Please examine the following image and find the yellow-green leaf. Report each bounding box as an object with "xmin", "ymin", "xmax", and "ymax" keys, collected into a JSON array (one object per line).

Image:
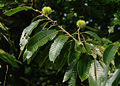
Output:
[{"xmin": 4, "ymin": 6, "xmax": 33, "ymax": 16}]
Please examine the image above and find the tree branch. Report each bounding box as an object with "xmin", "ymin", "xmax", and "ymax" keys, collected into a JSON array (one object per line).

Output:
[
  {"xmin": 3, "ymin": 65, "xmax": 8, "ymax": 86},
  {"xmin": 34, "ymin": 9, "xmax": 78, "ymax": 42}
]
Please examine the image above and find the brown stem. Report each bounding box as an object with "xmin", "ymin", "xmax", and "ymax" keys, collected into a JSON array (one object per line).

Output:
[
  {"xmin": 35, "ymin": 10, "xmax": 54, "ymax": 22},
  {"xmin": 77, "ymin": 27, "xmax": 80, "ymax": 42},
  {"xmin": 34, "ymin": 9, "xmax": 78, "ymax": 42},
  {"xmin": 77, "ymin": 27, "xmax": 82, "ymax": 44},
  {"xmin": 3, "ymin": 65, "xmax": 8, "ymax": 86},
  {"xmin": 57, "ymin": 25, "xmax": 77, "ymax": 42}
]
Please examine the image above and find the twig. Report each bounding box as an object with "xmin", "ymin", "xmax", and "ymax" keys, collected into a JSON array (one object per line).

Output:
[
  {"xmin": 77, "ymin": 27, "xmax": 83, "ymax": 44},
  {"xmin": 18, "ymin": 50, "xmax": 23, "ymax": 59},
  {"xmin": 77, "ymin": 27, "xmax": 81, "ymax": 42},
  {"xmin": 34, "ymin": 9, "xmax": 78, "ymax": 42},
  {"xmin": 57, "ymin": 25, "xmax": 78, "ymax": 42},
  {"xmin": 34, "ymin": 10, "xmax": 54, "ymax": 22},
  {"xmin": 3, "ymin": 65, "xmax": 8, "ymax": 86}
]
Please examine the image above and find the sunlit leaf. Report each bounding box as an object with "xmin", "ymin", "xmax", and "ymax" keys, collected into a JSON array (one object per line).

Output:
[
  {"xmin": 20, "ymin": 19, "xmax": 43, "ymax": 51},
  {"xmin": 63, "ymin": 68, "xmax": 72, "ymax": 82},
  {"xmin": 89, "ymin": 61, "xmax": 108, "ymax": 86},
  {"xmin": 63, "ymin": 61, "xmax": 76, "ymax": 82},
  {"xmin": 106, "ymin": 69, "xmax": 120, "ymax": 86},
  {"xmin": 27, "ymin": 30, "xmax": 58, "ymax": 51},
  {"xmin": 103, "ymin": 45, "xmax": 117, "ymax": 65},
  {"xmin": 23, "ymin": 49, "xmax": 35, "ymax": 62},
  {"xmin": 112, "ymin": 70, "xmax": 120, "ymax": 86},
  {"xmin": 68, "ymin": 71, "xmax": 77, "ymax": 86},
  {"xmin": 4, "ymin": 6, "xmax": 33, "ymax": 16},
  {"xmin": 49, "ymin": 35, "xmax": 69, "ymax": 62}
]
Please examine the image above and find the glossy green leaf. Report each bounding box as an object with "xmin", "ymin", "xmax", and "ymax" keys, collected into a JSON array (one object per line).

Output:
[
  {"xmin": 113, "ymin": 41, "xmax": 120, "ymax": 48},
  {"xmin": 23, "ymin": 48, "xmax": 39, "ymax": 64},
  {"xmin": 57, "ymin": 56, "xmax": 67, "ymax": 73},
  {"xmin": 4, "ymin": 6, "xmax": 33, "ymax": 16},
  {"xmin": 106, "ymin": 69, "xmax": 120, "ymax": 86},
  {"xmin": 112, "ymin": 70, "xmax": 120, "ymax": 86},
  {"xmin": 23, "ymin": 30, "xmax": 58, "ymax": 62},
  {"xmin": 68, "ymin": 71, "xmax": 77, "ymax": 86},
  {"xmin": 85, "ymin": 26, "xmax": 98, "ymax": 32},
  {"xmin": 86, "ymin": 39, "xmax": 101, "ymax": 45},
  {"xmin": 20, "ymin": 19, "xmax": 43, "ymax": 51},
  {"xmin": 84, "ymin": 31, "xmax": 102, "ymax": 41},
  {"xmin": 84, "ymin": 43, "xmax": 92, "ymax": 54},
  {"xmin": 28, "ymin": 43, "xmax": 50, "ymax": 67},
  {"xmin": 27, "ymin": 30, "xmax": 58, "ymax": 51},
  {"xmin": 103, "ymin": 45, "xmax": 117, "ymax": 65},
  {"xmin": 0, "ymin": 23, "xmax": 13, "ymax": 46},
  {"xmin": 101, "ymin": 66, "xmax": 109, "ymax": 86},
  {"xmin": 67, "ymin": 42, "xmax": 75, "ymax": 65},
  {"xmin": 63, "ymin": 61, "xmax": 76, "ymax": 82},
  {"xmin": 102, "ymin": 38, "xmax": 112, "ymax": 45},
  {"xmin": 77, "ymin": 54, "xmax": 92, "ymax": 82},
  {"xmin": 0, "ymin": 49, "xmax": 21, "ymax": 68},
  {"xmin": 23, "ymin": 49, "xmax": 35, "ymax": 62},
  {"xmin": 63, "ymin": 67, "xmax": 73, "ymax": 82},
  {"xmin": 89, "ymin": 61, "xmax": 108, "ymax": 86},
  {"xmin": 75, "ymin": 41, "xmax": 86, "ymax": 53},
  {"xmin": 56, "ymin": 45, "xmax": 69, "ymax": 73},
  {"xmin": 49, "ymin": 35, "xmax": 69, "ymax": 62}
]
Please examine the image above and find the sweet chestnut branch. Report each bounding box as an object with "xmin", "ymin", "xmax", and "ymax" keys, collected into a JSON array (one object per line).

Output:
[{"xmin": 34, "ymin": 6, "xmax": 86, "ymax": 44}]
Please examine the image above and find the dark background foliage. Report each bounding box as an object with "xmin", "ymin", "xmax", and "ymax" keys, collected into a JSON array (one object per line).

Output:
[{"xmin": 0, "ymin": 0, "xmax": 120, "ymax": 86}]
